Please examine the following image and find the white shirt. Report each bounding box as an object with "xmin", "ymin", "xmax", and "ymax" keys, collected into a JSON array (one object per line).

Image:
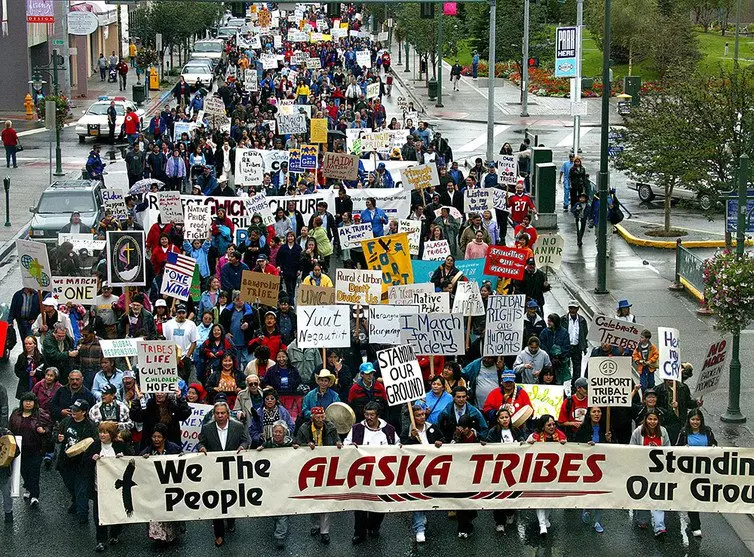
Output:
[
  {"xmin": 163, "ymin": 318, "xmax": 199, "ymax": 353},
  {"xmin": 344, "ymin": 419, "xmax": 390, "ymax": 446},
  {"xmin": 415, "ymin": 422, "xmax": 433, "ymax": 445},
  {"xmin": 567, "ymin": 315, "xmax": 580, "ymax": 346},
  {"xmin": 454, "ymin": 404, "xmax": 467, "ymax": 423},
  {"xmin": 99, "ymin": 442, "xmax": 116, "ymax": 457},
  {"xmin": 476, "ymin": 365, "xmax": 498, "ymax": 407},
  {"xmin": 216, "ymin": 422, "xmax": 229, "ymax": 450}
]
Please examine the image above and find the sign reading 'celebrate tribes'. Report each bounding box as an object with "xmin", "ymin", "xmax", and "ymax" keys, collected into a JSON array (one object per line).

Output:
[
  {"xmin": 96, "ymin": 444, "xmax": 754, "ymax": 525},
  {"xmin": 588, "ymin": 357, "xmax": 633, "ymax": 407},
  {"xmin": 588, "ymin": 314, "xmax": 645, "ymax": 352},
  {"xmin": 377, "ymin": 345, "xmax": 424, "ymax": 406}
]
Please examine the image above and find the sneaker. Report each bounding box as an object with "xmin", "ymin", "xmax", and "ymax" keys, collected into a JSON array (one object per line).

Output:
[
  {"xmin": 655, "ymin": 529, "xmax": 667, "ymax": 538},
  {"xmin": 416, "ymin": 532, "xmax": 426, "ymax": 543},
  {"xmin": 496, "ymin": 524, "xmax": 505, "ymax": 532},
  {"xmin": 539, "ymin": 524, "xmax": 548, "ymax": 536},
  {"xmin": 30, "ymin": 497, "xmax": 39, "ymax": 508},
  {"xmin": 581, "ymin": 510, "xmax": 590, "ymax": 524},
  {"xmin": 692, "ymin": 529, "xmax": 702, "ymax": 538},
  {"xmin": 458, "ymin": 532, "xmax": 468, "ymax": 539},
  {"xmin": 23, "ymin": 492, "xmax": 30, "ymax": 502},
  {"xmin": 320, "ymin": 533, "xmax": 330, "ymax": 545},
  {"xmin": 545, "ymin": 519, "xmax": 551, "ymax": 528},
  {"xmin": 95, "ymin": 543, "xmax": 105, "ymax": 553},
  {"xmin": 594, "ymin": 522, "xmax": 604, "ymax": 534}
]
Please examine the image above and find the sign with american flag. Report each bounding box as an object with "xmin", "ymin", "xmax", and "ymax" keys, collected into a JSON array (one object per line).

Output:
[{"xmin": 159, "ymin": 252, "xmax": 197, "ymax": 301}]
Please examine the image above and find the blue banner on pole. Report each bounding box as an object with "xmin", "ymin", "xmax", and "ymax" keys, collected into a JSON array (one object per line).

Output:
[{"xmin": 411, "ymin": 258, "xmax": 499, "ymax": 289}]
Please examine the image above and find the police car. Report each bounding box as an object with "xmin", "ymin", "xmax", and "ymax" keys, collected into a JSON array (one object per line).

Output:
[{"xmin": 75, "ymin": 96, "xmax": 144, "ymax": 143}]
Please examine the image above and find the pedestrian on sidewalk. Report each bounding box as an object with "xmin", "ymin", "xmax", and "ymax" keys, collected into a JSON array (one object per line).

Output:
[
  {"xmin": 97, "ymin": 53, "xmax": 107, "ymax": 81},
  {"xmin": 559, "ymin": 152, "xmax": 575, "ymax": 211},
  {"xmin": 1, "ymin": 120, "xmax": 18, "ymax": 168},
  {"xmin": 116, "ymin": 59, "xmax": 129, "ymax": 92},
  {"xmin": 571, "ymin": 191, "xmax": 590, "ymax": 247},
  {"xmin": 450, "ymin": 61, "xmax": 462, "ymax": 91},
  {"xmin": 562, "ymin": 301, "xmax": 588, "ymax": 383},
  {"xmin": 632, "ymin": 330, "xmax": 658, "ymax": 391},
  {"xmin": 106, "ymin": 101, "xmax": 117, "ymax": 144},
  {"xmin": 472, "ymin": 51, "xmax": 480, "ymax": 79}
]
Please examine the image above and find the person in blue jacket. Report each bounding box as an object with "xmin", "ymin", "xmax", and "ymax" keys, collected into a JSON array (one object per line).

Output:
[
  {"xmin": 436, "ymin": 385, "xmax": 488, "ymax": 441},
  {"xmin": 360, "ymin": 197, "xmax": 389, "ymax": 238},
  {"xmin": 183, "ymin": 238, "xmax": 211, "ymax": 286}
]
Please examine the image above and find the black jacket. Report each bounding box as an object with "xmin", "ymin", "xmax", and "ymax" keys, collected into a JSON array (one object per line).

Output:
[
  {"xmin": 676, "ymin": 425, "xmax": 717, "ymax": 447},
  {"xmin": 560, "ymin": 313, "xmax": 589, "ymax": 352},
  {"xmin": 401, "ymin": 422, "xmax": 443, "ymax": 445},
  {"xmin": 130, "ymin": 396, "xmax": 191, "ymax": 450},
  {"xmin": 294, "ymin": 419, "xmax": 340, "ymax": 446}
]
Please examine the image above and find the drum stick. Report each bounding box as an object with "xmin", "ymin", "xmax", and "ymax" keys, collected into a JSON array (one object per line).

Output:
[
  {"xmin": 606, "ymin": 407, "xmax": 611, "ymax": 434},
  {"xmin": 465, "ymin": 314, "xmax": 472, "ymax": 351},
  {"xmin": 407, "ymin": 402, "xmax": 417, "ymax": 438}
]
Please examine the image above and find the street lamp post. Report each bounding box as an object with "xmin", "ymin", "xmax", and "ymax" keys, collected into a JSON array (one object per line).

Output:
[
  {"xmin": 595, "ymin": 0, "xmax": 611, "ymax": 294},
  {"xmin": 405, "ymin": 39, "xmax": 410, "ymax": 72},
  {"xmin": 521, "ymin": 0, "xmax": 530, "ymax": 117},
  {"xmin": 721, "ymin": 154, "xmax": 749, "ymax": 424},
  {"xmin": 486, "ymin": 0, "xmax": 497, "ymax": 163},
  {"xmin": 436, "ymin": 4, "xmax": 444, "ymax": 108},
  {"xmin": 34, "ymin": 49, "xmax": 66, "ymax": 177}
]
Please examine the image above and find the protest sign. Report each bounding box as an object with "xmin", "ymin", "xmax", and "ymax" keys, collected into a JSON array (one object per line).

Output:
[
  {"xmin": 377, "ymin": 345, "xmax": 424, "ymax": 406},
  {"xmin": 180, "ymin": 403, "xmax": 213, "ymax": 453},
  {"xmin": 338, "ymin": 223, "xmax": 373, "ymax": 249},
  {"xmin": 412, "ymin": 258, "xmax": 499, "ymax": 289},
  {"xmin": 100, "ymin": 338, "xmax": 140, "ymax": 359},
  {"xmin": 244, "ymin": 69, "xmax": 258, "ymax": 92},
  {"xmin": 297, "ymin": 305, "xmax": 350, "ymax": 348},
  {"xmin": 361, "ymin": 131, "xmax": 390, "ymax": 152},
  {"xmin": 356, "ymin": 50, "xmax": 371, "ymax": 67},
  {"xmin": 398, "ymin": 219, "xmax": 421, "ymax": 255},
  {"xmin": 51, "ymin": 276, "xmax": 97, "ymax": 305},
  {"xmin": 306, "ymin": 56, "xmax": 321, "ymax": 69},
  {"xmin": 257, "ymin": 9, "xmax": 271, "ymax": 27},
  {"xmin": 322, "ymin": 152, "xmax": 359, "ymax": 180},
  {"xmin": 160, "ymin": 252, "xmax": 196, "ymax": 301},
  {"xmin": 693, "ymin": 338, "xmax": 729, "ymax": 397},
  {"xmin": 296, "ymin": 284, "xmax": 336, "ymax": 306},
  {"xmin": 260, "ymin": 53, "xmax": 278, "ymax": 69},
  {"xmin": 203, "ymin": 96, "xmax": 226, "ymax": 116},
  {"xmin": 58, "ymin": 233, "xmax": 106, "ymax": 252},
  {"xmin": 106, "ymin": 231, "xmax": 146, "ymax": 286},
  {"xmin": 403, "ymin": 110, "xmax": 419, "ymax": 126},
  {"xmin": 484, "ymin": 246, "xmax": 529, "ymax": 280},
  {"xmin": 277, "ymin": 113, "xmax": 308, "ymax": 134},
  {"xmin": 483, "ymin": 294, "xmax": 526, "ymax": 357},
  {"xmin": 401, "ymin": 164, "xmax": 440, "ymax": 190},
  {"xmin": 522, "ymin": 384, "xmax": 566, "ymax": 418},
  {"xmin": 235, "ymin": 148, "xmax": 265, "ymax": 185},
  {"xmin": 157, "ymin": 191, "xmax": 183, "ymax": 223},
  {"xmin": 16, "ymin": 239, "xmax": 52, "ymax": 290},
  {"xmin": 300, "ymin": 144, "xmax": 318, "ymax": 169},
  {"xmin": 492, "ymin": 188, "xmax": 508, "ymax": 211},
  {"xmin": 240, "ymin": 271, "xmax": 280, "ymax": 307},
  {"xmin": 588, "ymin": 315, "xmax": 644, "ymax": 352},
  {"xmin": 183, "ymin": 203, "xmax": 212, "ymax": 241},
  {"xmin": 243, "ymin": 192, "xmax": 275, "ymax": 226},
  {"xmin": 259, "ymin": 149, "xmax": 289, "ymax": 174},
  {"xmin": 368, "ymin": 304, "xmax": 419, "ymax": 345},
  {"xmin": 499, "ymin": 155, "xmax": 518, "ymax": 186},
  {"xmin": 451, "ymin": 281, "xmax": 485, "ymax": 316},
  {"xmin": 138, "ymin": 340, "xmax": 178, "ymax": 394},
  {"xmin": 310, "ymin": 118, "xmax": 328, "ymax": 143},
  {"xmin": 366, "ymin": 82, "xmax": 380, "ymax": 99},
  {"xmin": 388, "ymin": 283, "xmax": 450, "ymax": 313},
  {"xmin": 361, "ymin": 233, "xmax": 414, "ymax": 298},
  {"xmin": 422, "ymin": 240, "xmax": 451, "ymax": 261},
  {"xmin": 173, "ymin": 122, "xmax": 195, "ymax": 139},
  {"xmin": 464, "ymin": 188, "xmax": 494, "ymax": 215},
  {"xmin": 657, "ymin": 327, "xmax": 681, "ymax": 382},
  {"xmin": 101, "ymin": 188, "xmax": 128, "ymax": 220},
  {"xmin": 288, "ymin": 148, "xmax": 303, "ymax": 173},
  {"xmin": 533, "ymin": 234, "xmax": 564, "ymax": 270},
  {"xmin": 397, "ymin": 96, "xmax": 408, "ymax": 111},
  {"xmin": 588, "ymin": 357, "xmax": 633, "ymax": 407},
  {"xmin": 401, "ymin": 313, "xmax": 465, "ymax": 356},
  {"xmin": 335, "ymin": 269, "xmax": 382, "ymax": 306}
]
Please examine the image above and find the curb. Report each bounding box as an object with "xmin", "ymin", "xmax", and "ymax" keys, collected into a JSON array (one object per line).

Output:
[
  {"xmin": 615, "ymin": 224, "xmax": 754, "ymax": 249},
  {"xmin": 0, "ymin": 218, "xmax": 31, "ymax": 262},
  {"xmin": 390, "ymin": 68, "xmax": 429, "ymax": 118}
]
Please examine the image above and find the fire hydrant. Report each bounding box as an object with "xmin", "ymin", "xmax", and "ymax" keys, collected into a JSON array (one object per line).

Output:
[{"xmin": 24, "ymin": 94, "xmax": 34, "ymax": 120}]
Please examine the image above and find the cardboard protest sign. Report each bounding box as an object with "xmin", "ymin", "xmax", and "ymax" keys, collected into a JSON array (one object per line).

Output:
[
  {"xmin": 464, "ymin": 188, "xmax": 494, "ymax": 215},
  {"xmin": 533, "ymin": 234, "xmax": 564, "ymax": 270},
  {"xmin": 499, "ymin": 155, "xmax": 518, "ymax": 186},
  {"xmin": 181, "ymin": 403, "xmax": 213, "ymax": 453},
  {"xmin": 244, "ymin": 69, "xmax": 258, "ymax": 92},
  {"xmin": 310, "ymin": 118, "xmax": 328, "ymax": 143},
  {"xmin": 401, "ymin": 164, "xmax": 440, "ymax": 190},
  {"xmin": 451, "ymin": 281, "xmax": 485, "ymax": 316},
  {"xmin": 483, "ymin": 294, "xmax": 526, "ymax": 356},
  {"xmin": 300, "ymin": 144, "xmax": 318, "ymax": 170},
  {"xmin": 160, "ymin": 252, "xmax": 197, "ymax": 301},
  {"xmin": 277, "ymin": 113, "xmax": 308, "ymax": 135},
  {"xmin": 16, "ymin": 239, "xmax": 52, "ymax": 290},
  {"xmin": 338, "ymin": 223, "xmax": 373, "ymax": 249},
  {"xmin": 51, "ymin": 276, "xmax": 98, "ymax": 305},
  {"xmin": 377, "ymin": 345, "xmax": 424, "ymax": 406},
  {"xmin": 203, "ymin": 96, "xmax": 226, "ymax": 116},
  {"xmin": 297, "ymin": 284, "xmax": 336, "ymax": 306},
  {"xmin": 588, "ymin": 357, "xmax": 634, "ymax": 407},
  {"xmin": 100, "ymin": 338, "xmax": 140, "ymax": 359},
  {"xmin": 244, "ymin": 192, "xmax": 275, "ymax": 226},
  {"xmin": 356, "ymin": 50, "xmax": 371, "ymax": 67},
  {"xmin": 157, "ymin": 191, "xmax": 183, "ymax": 223},
  {"xmin": 138, "ymin": 340, "xmax": 178, "ymax": 394},
  {"xmin": 106, "ymin": 231, "xmax": 146, "ymax": 286},
  {"xmin": 388, "ymin": 283, "xmax": 450, "ymax": 313},
  {"xmin": 240, "ymin": 271, "xmax": 280, "ymax": 307},
  {"xmin": 657, "ymin": 327, "xmax": 681, "ymax": 382},
  {"xmin": 369, "ymin": 304, "xmax": 419, "ymax": 345},
  {"xmin": 58, "ymin": 233, "xmax": 106, "ymax": 252},
  {"xmin": 401, "ymin": 313, "xmax": 465, "ymax": 356},
  {"xmin": 101, "ymin": 188, "xmax": 128, "ymax": 220},
  {"xmin": 288, "ymin": 148, "xmax": 303, "ymax": 173},
  {"xmin": 522, "ymin": 384, "xmax": 566, "ymax": 418},
  {"xmin": 361, "ymin": 233, "xmax": 414, "ymax": 298},
  {"xmin": 423, "ymin": 240, "xmax": 451, "ymax": 261},
  {"xmin": 588, "ymin": 315, "xmax": 644, "ymax": 352},
  {"xmin": 322, "ymin": 152, "xmax": 359, "ymax": 180},
  {"xmin": 693, "ymin": 338, "xmax": 729, "ymax": 397},
  {"xmin": 398, "ymin": 219, "xmax": 421, "ymax": 255},
  {"xmin": 484, "ymin": 246, "xmax": 529, "ymax": 280},
  {"xmin": 297, "ymin": 305, "xmax": 350, "ymax": 348},
  {"xmin": 335, "ymin": 269, "xmax": 382, "ymax": 306},
  {"xmin": 183, "ymin": 203, "xmax": 212, "ymax": 241},
  {"xmin": 366, "ymin": 82, "xmax": 380, "ymax": 99},
  {"xmin": 235, "ymin": 148, "xmax": 265, "ymax": 186}
]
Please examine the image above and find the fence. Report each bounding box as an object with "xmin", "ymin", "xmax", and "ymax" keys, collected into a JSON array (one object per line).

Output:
[{"xmin": 671, "ymin": 239, "xmax": 711, "ymax": 314}]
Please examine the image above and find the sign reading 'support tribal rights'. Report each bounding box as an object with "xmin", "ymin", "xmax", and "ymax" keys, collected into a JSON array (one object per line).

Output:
[{"xmin": 97, "ymin": 444, "xmax": 754, "ymax": 525}]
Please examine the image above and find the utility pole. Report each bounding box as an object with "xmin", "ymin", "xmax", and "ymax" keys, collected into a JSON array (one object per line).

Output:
[
  {"xmin": 721, "ymin": 154, "xmax": 749, "ymax": 424},
  {"xmin": 521, "ymin": 0, "xmax": 530, "ymax": 117},
  {"xmin": 486, "ymin": 0, "xmax": 497, "ymax": 163},
  {"xmin": 117, "ymin": 4, "xmax": 123, "ymax": 60},
  {"xmin": 52, "ymin": 50, "xmax": 63, "ymax": 177},
  {"xmin": 436, "ymin": 4, "xmax": 444, "ymax": 107},
  {"xmin": 596, "ymin": 0, "xmax": 611, "ymax": 294},
  {"xmin": 572, "ymin": 0, "xmax": 584, "ymax": 154},
  {"xmin": 405, "ymin": 39, "xmax": 410, "ymax": 72}
]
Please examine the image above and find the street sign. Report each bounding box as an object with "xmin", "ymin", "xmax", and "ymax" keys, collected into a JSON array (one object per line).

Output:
[
  {"xmin": 555, "ymin": 27, "xmax": 578, "ymax": 78},
  {"xmin": 52, "ymin": 39, "xmax": 65, "ymax": 47},
  {"xmin": 725, "ymin": 195, "xmax": 754, "ymax": 233}
]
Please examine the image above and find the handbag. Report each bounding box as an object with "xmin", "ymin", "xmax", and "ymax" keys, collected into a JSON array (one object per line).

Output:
[
  {"xmin": 15, "ymin": 141, "xmax": 23, "ymax": 152},
  {"xmin": 608, "ymin": 205, "xmax": 624, "ymax": 225}
]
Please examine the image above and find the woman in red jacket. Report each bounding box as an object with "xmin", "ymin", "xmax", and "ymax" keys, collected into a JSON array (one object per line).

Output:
[
  {"xmin": 150, "ymin": 233, "xmax": 179, "ymax": 275},
  {"xmin": 248, "ymin": 311, "xmax": 287, "ymax": 361},
  {"xmin": 2, "ymin": 120, "xmax": 19, "ymax": 168}
]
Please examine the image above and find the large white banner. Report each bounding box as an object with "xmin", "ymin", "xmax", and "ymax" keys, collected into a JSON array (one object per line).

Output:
[{"xmin": 97, "ymin": 444, "xmax": 754, "ymax": 525}]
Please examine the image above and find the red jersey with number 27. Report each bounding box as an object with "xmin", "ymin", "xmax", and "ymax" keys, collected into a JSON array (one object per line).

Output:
[{"xmin": 508, "ymin": 193, "xmax": 535, "ymax": 224}]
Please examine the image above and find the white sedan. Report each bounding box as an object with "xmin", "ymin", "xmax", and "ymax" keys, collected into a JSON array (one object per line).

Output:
[
  {"xmin": 75, "ymin": 96, "xmax": 144, "ymax": 143},
  {"xmin": 181, "ymin": 60, "xmax": 214, "ymax": 91}
]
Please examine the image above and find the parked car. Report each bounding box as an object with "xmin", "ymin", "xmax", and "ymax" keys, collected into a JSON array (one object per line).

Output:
[
  {"xmin": 75, "ymin": 96, "xmax": 143, "ymax": 143},
  {"xmin": 628, "ymin": 180, "xmax": 715, "ymax": 210},
  {"xmin": 180, "ymin": 59, "xmax": 214, "ymax": 90},
  {"xmin": 28, "ymin": 180, "xmax": 104, "ymax": 244}
]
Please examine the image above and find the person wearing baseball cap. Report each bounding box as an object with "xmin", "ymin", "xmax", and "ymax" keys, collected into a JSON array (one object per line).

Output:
[
  {"xmin": 253, "ymin": 253, "xmax": 279, "ymax": 275},
  {"xmin": 162, "ymin": 302, "xmax": 199, "ymax": 382},
  {"xmin": 348, "ymin": 362, "xmax": 387, "ymax": 419},
  {"xmin": 88, "ymin": 383, "xmax": 132, "ymax": 431},
  {"xmin": 57, "ymin": 397, "xmax": 97, "ymax": 524},
  {"xmin": 558, "ymin": 377, "xmax": 589, "ymax": 440}
]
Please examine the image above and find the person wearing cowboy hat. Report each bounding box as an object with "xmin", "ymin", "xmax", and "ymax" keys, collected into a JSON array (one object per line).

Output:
[
  {"xmin": 615, "ymin": 299, "xmax": 636, "ymax": 323},
  {"xmin": 301, "ymin": 369, "xmax": 340, "ymax": 420},
  {"xmin": 561, "ymin": 300, "xmax": 589, "ymax": 385}
]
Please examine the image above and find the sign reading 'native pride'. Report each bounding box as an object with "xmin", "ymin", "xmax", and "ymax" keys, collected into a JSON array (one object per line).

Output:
[
  {"xmin": 377, "ymin": 345, "xmax": 424, "ymax": 406},
  {"xmin": 588, "ymin": 357, "xmax": 634, "ymax": 407},
  {"xmin": 389, "ymin": 283, "xmax": 450, "ymax": 314},
  {"xmin": 483, "ymin": 294, "xmax": 526, "ymax": 357},
  {"xmin": 183, "ymin": 204, "xmax": 212, "ymax": 241}
]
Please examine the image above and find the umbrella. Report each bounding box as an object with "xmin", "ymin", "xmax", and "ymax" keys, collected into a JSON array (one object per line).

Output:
[
  {"xmin": 129, "ymin": 178, "xmax": 165, "ymax": 195},
  {"xmin": 328, "ymin": 129, "xmax": 347, "ymax": 138}
]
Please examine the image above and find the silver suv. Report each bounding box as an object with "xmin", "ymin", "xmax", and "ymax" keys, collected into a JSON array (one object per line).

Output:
[{"xmin": 28, "ymin": 180, "xmax": 104, "ymax": 244}]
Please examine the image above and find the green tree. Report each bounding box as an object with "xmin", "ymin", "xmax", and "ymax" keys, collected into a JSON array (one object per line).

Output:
[
  {"xmin": 586, "ymin": 0, "xmax": 657, "ymax": 70},
  {"xmin": 647, "ymin": 9, "xmax": 701, "ymax": 79}
]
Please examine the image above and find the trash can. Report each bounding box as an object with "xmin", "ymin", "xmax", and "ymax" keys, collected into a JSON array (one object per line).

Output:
[
  {"xmin": 623, "ymin": 76, "xmax": 641, "ymax": 106},
  {"xmin": 581, "ymin": 77, "xmax": 594, "ymax": 90},
  {"xmin": 428, "ymin": 78, "xmax": 437, "ymax": 100},
  {"xmin": 133, "ymin": 83, "xmax": 145, "ymax": 106}
]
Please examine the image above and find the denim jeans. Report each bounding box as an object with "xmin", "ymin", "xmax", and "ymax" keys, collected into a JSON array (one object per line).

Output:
[
  {"xmin": 412, "ymin": 511, "xmax": 426, "ymax": 533},
  {"xmin": 0, "ymin": 467, "xmax": 12, "ymax": 513},
  {"xmin": 274, "ymin": 515, "xmax": 289, "ymax": 540},
  {"xmin": 635, "ymin": 509, "xmax": 665, "ymax": 532},
  {"xmin": 5, "ymin": 146, "xmax": 17, "ymax": 167},
  {"xmin": 60, "ymin": 468, "xmax": 90, "ymax": 521}
]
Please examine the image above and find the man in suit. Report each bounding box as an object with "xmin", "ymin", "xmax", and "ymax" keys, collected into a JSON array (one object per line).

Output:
[
  {"xmin": 198, "ymin": 402, "xmax": 250, "ymax": 547},
  {"xmin": 441, "ymin": 181, "xmax": 465, "ymax": 220},
  {"xmin": 562, "ymin": 300, "xmax": 589, "ymax": 386}
]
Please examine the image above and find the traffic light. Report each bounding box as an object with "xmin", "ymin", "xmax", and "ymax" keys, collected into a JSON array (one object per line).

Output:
[
  {"xmin": 327, "ymin": 2, "xmax": 340, "ymax": 18},
  {"xmin": 528, "ymin": 57, "xmax": 539, "ymax": 68},
  {"xmin": 420, "ymin": 3, "xmax": 435, "ymax": 19}
]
